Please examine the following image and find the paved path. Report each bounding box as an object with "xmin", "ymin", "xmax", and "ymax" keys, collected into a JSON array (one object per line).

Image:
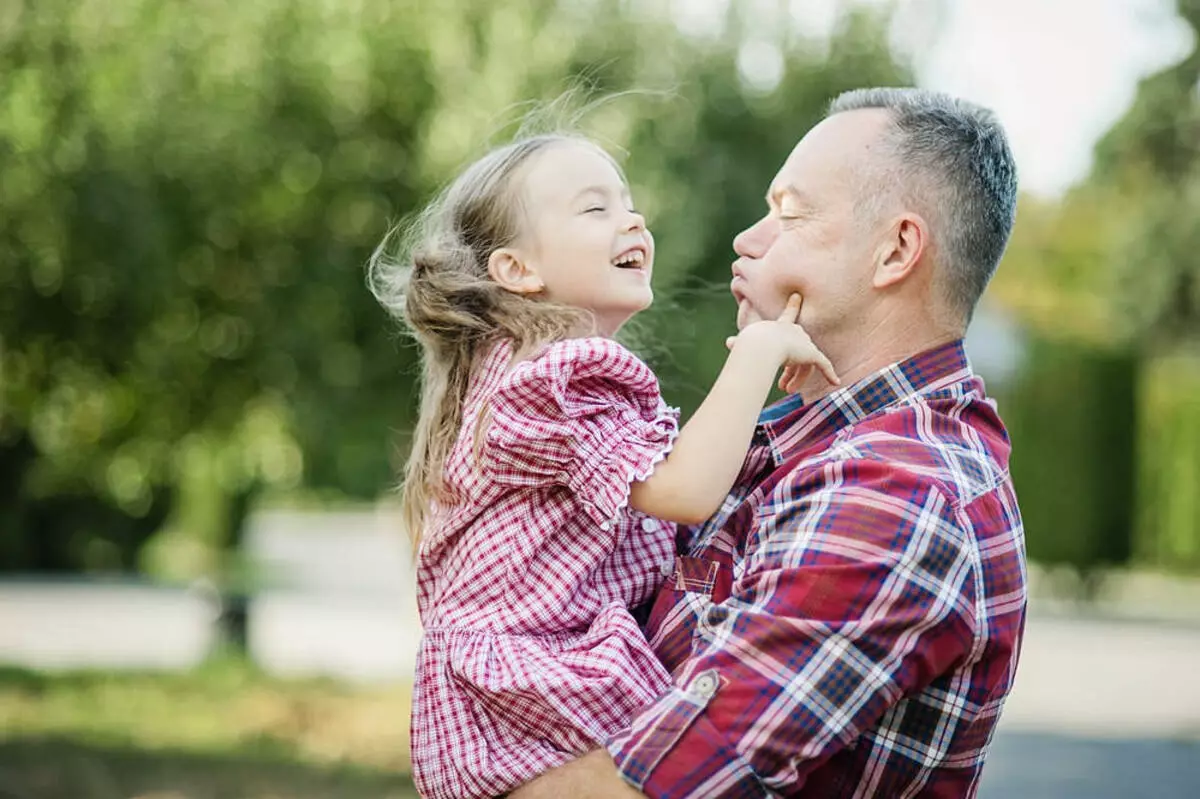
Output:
[
  {"xmin": 4, "ymin": 511, "xmax": 1199, "ymax": 796},
  {"xmin": 978, "ymin": 612, "xmax": 1200, "ymax": 797},
  {"xmin": 980, "ymin": 731, "xmax": 1200, "ymax": 798}
]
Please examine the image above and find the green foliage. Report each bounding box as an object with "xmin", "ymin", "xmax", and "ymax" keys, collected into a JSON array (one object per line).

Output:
[
  {"xmin": 0, "ymin": 0, "xmax": 438, "ymax": 570},
  {"xmin": 1086, "ymin": 0, "xmax": 1200, "ymax": 572},
  {"xmin": 1135, "ymin": 355, "xmax": 1200, "ymax": 571},
  {"xmin": 6, "ymin": 0, "xmax": 1193, "ymax": 578},
  {"xmin": 989, "ymin": 0, "xmax": 1200, "ymax": 575},
  {"xmin": 0, "ymin": 658, "xmax": 416, "ymax": 797},
  {"xmin": 1000, "ymin": 337, "xmax": 1138, "ymax": 576},
  {"xmin": 0, "ymin": 0, "xmax": 909, "ymax": 573}
]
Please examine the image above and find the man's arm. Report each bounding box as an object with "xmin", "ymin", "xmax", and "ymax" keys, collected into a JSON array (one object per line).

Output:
[
  {"xmin": 614, "ymin": 460, "xmax": 979, "ymax": 797},
  {"xmin": 509, "ymin": 750, "xmax": 643, "ymax": 799}
]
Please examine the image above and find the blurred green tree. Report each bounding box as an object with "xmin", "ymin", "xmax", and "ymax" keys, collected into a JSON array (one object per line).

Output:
[
  {"xmin": 0, "ymin": 0, "xmax": 437, "ymax": 571},
  {"xmin": 0, "ymin": 0, "xmax": 909, "ymax": 575},
  {"xmin": 988, "ymin": 0, "xmax": 1200, "ymax": 577},
  {"xmin": 1092, "ymin": 0, "xmax": 1200, "ymax": 571},
  {"xmin": 1092, "ymin": 0, "xmax": 1200, "ymax": 350}
]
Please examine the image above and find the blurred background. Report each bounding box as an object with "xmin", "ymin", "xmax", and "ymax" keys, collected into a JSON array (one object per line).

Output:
[{"xmin": 2, "ymin": 0, "xmax": 1199, "ymax": 797}]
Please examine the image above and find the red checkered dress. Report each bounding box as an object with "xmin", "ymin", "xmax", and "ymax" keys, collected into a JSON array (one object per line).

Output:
[{"xmin": 411, "ymin": 336, "xmax": 678, "ymax": 799}]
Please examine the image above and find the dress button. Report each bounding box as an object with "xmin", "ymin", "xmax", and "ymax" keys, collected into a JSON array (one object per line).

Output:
[
  {"xmin": 661, "ymin": 559, "xmax": 675, "ymax": 578},
  {"xmin": 641, "ymin": 517, "xmax": 656, "ymax": 532},
  {"xmin": 599, "ymin": 521, "xmax": 611, "ymax": 531},
  {"xmin": 689, "ymin": 671, "xmax": 719, "ymax": 699}
]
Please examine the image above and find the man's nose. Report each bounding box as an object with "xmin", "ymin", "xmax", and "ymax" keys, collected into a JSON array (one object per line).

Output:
[{"xmin": 733, "ymin": 215, "xmax": 775, "ymax": 260}]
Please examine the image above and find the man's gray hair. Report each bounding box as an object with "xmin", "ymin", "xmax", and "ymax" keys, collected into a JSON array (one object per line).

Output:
[{"xmin": 828, "ymin": 88, "xmax": 1018, "ymax": 322}]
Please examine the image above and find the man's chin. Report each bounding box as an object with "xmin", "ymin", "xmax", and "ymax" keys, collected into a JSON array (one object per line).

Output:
[{"xmin": 735, "ymin": 299, "xmax": 764, "ymax": 330}]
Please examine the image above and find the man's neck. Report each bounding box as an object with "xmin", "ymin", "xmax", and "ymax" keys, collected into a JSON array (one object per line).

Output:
[{"xmin": 797, "ymin": 315, "xmax": 961, "ymax": 404}]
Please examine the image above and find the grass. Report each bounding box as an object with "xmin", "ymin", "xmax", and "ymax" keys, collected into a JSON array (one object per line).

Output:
[{"xmin": 0, "ymin": 655, "xmax": 418, "ymax": 799}]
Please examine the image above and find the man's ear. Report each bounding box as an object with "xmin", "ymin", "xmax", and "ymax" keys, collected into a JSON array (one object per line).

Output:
[
  {"xmin": 873, "ymin": 214, "xmax": 928, "ymax": 289},
  {"xmin": 488, "ymin": 248, "xmax": 545, "ymax": 294}
]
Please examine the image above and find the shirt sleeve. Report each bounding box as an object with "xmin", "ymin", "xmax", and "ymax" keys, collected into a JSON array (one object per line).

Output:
[
  {"xmin": 607, "ymin": 458, "xmax": 980, "ymax": 798},
  {"xmin": 481, "ymin": 337, "xmax": 679, "ymax": 528}
]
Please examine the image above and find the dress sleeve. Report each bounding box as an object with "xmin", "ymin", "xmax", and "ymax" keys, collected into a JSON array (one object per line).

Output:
[{"xmin": 482, "ymin": 337, "xmax": 679, "ymax": 527}]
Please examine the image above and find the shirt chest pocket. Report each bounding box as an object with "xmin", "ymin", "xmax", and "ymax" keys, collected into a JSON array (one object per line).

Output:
[
  {"xmin": 666, "ymin": 555, "xmax": 732, "ymax": 604},
  {"xmin": 643, "ymin": 554, "xmax": 732, "ymax": 659}
]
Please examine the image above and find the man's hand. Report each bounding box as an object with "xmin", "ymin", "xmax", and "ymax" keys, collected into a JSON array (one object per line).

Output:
[{"xmin": 508, "ymin": 750, "xmax": 646, "ymax": 799}]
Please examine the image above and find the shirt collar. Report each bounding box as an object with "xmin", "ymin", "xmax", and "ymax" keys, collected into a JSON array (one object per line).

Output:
[{"xmin": 758, "ymin": 339, "xmax": 974, "ymax": 464}]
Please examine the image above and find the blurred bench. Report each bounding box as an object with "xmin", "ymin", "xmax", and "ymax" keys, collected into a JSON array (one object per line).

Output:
[
  {"xmin": 0, "ymin": 577, "xmax": 219, "ymax": 670},
  {"xmin": 243, "ymin": 504, "xmax": 421, "ymax": 682},
  {"xmin": 0, "ymin": 505, "xmax": 420, "ymax": 681}
]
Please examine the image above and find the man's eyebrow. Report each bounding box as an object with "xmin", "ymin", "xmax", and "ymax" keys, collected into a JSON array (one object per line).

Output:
[{"xmin": 766, "ymin": 182, "xmax": 809, "ymax": 209}]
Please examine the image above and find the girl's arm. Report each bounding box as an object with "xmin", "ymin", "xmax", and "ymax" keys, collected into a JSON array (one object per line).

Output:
[{"xmin": 629, "ymin": 295, "xmax": 836, "ymax": 525}]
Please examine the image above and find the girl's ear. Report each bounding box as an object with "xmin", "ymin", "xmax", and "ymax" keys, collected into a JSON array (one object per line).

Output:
[{"xmin": 487, "ymin": 248, "xmax": 545, "ymax": 294}]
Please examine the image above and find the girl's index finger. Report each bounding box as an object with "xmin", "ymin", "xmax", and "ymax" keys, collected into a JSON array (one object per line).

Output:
[{"xmin": 777, "ymin": 293, "xmax": 803, "ymax": 323}]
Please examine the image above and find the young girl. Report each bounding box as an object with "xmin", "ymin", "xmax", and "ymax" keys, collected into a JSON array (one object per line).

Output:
[{"xmin": 370, "ymin": 132, "xmax": 836, "ymax": 799}]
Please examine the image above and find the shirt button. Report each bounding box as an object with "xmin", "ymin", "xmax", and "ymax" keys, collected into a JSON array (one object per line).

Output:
[
  {"xmin": 641, "ymin": 518, "xmax": 656, "ymax": 532},
  {"xmin": 661, "ymin": 559, "xmax": 675, "ymax": 577},
  {"xmin": 689, "ymin": 671, "xmax": 719, "ymax": 699},
  {"xmin": 600, "ymin": 521, "xmax": 611, "ymax": 531}
]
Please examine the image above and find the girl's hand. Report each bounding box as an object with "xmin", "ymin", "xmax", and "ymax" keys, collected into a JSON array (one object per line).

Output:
[{"xmin": 726, "ymin": 294, "xmax": 840, "ymax": 393}]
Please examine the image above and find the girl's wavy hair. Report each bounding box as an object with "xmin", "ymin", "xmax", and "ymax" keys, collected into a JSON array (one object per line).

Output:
[{"xmin": 369, "ymin": 128, "xmax": 616, "ymax": 547}]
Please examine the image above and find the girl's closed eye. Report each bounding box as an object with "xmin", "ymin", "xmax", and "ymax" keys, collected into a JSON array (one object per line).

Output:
[{"xmin": 584, "ymin": 205, "xmax": 606, "ymax": 214}]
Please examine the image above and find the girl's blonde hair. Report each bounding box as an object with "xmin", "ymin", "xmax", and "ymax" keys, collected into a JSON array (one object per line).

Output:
[{"xmin": 369, "ymin": 133, "xmax": 603, "ymax": 547}]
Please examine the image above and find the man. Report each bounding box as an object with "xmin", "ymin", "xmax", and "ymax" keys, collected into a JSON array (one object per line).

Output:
[{"xmin": 513, "ymin": 87, "xmax": 1026, "ymax": 798}]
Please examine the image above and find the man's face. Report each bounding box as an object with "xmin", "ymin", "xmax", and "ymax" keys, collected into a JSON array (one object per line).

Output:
[{"xmin": 730, "ymin": 109, "xmax": 891, "ymax": 344}]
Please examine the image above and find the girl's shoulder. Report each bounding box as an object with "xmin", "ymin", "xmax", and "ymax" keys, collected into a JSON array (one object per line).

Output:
[
  {"xmin": 500, "ymin": 336, "xmax": 659, "ymax": 398},
  {"xmin": 480, "ymin": 337, "xmax": 679, "ymax": 525}
]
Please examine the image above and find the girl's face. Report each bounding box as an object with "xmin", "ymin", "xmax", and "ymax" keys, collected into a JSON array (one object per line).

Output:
[{"xmin": 495, "ymin": 141, "xmax": 655, "ymax": 336}]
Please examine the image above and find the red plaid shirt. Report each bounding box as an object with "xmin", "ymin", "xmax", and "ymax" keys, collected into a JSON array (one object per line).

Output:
[
  {"xmin": 608, "ymin": 340, "xmax": 1027, "ymax": 798},
  {"xmin": 411, "ymin": 338, "xmax": 679, "ymax": 799}
]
